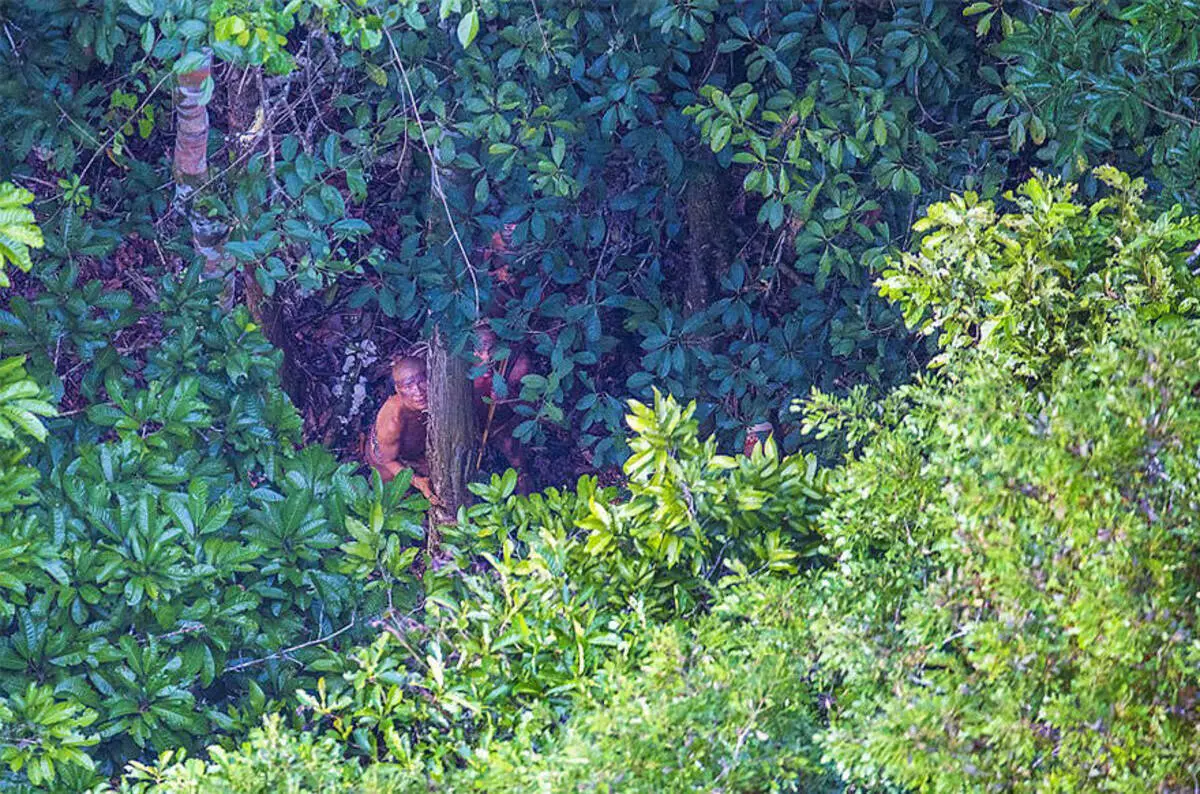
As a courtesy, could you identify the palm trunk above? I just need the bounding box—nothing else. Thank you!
[173,49,231,300]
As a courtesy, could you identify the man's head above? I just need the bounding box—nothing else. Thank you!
[392,356,428,411]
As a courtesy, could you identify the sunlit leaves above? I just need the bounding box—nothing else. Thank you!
[457,8,479,48]
[0,183,43,287]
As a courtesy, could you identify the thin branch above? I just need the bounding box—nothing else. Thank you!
[529,0,553,56]
[77,72,173,184]
[226,617,356,672]
[1142,98,1200,128]
[382,27,480,316]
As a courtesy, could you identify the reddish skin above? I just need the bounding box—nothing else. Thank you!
[743,422,775,457]
[472,329,532,487]
[366,357,438,503]
[482,223,518,264]
[482,224,521,303]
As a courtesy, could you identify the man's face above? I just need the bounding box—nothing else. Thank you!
[394,361,428,411]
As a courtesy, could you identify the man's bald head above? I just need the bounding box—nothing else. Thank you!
[391,356,428,411]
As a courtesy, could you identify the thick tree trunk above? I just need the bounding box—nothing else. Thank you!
[423,167,479,534]
[174,49,232,301]
[683,164,731,316]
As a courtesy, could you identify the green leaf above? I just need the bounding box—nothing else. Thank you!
[710,124,731,153]
[457,10,480,49]
[173,51,209,75]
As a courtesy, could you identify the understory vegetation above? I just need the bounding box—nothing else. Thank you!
[3,0,1200,792]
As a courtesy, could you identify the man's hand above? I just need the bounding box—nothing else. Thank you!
[411,474,442,507]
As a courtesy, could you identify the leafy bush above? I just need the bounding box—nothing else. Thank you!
[815,318,1200,792]
[974,0,1200,209]
[806,172,1200,791]
[457,578,837,794]
[87,391,826,791]
[878,166,1200,373]
[108,715,419,794]
[0,183,43,286]
[299,391,827,778]
[0,266,428,789]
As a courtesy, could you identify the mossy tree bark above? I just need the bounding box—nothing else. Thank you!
[423,165,479,536]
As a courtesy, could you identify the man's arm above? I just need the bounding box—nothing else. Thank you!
[504,348,532,397]
[366,397,439,503]
[366,399,404,482]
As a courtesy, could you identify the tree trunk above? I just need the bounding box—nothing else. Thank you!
[423,166,479,535]
[225,66,299,399]
[683,164,731,316]
[173,48,232,302]
[426,327,478,534]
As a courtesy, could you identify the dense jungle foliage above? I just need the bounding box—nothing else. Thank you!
[2,0,1200,791]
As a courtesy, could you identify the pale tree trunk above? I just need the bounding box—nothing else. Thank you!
[424,167,479,537]
[173,49,232,303]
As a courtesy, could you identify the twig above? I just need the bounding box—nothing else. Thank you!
[1142,98,1200,128]
[529,0,553,56]
[3,23,20,58]
[77,72,173,184]
[226,617,356,672]
[382,27,480,315]
[475,353,512,469]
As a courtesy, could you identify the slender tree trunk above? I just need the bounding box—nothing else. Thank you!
[426,327,478,533]
[222,66,302,401]
[682,33,731,317]
[424,167,479,535]
[174,48,232,302]
[683,164,731,316]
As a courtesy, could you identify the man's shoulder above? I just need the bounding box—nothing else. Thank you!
[376,394,403,422]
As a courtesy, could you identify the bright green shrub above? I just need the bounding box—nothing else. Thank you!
[816,320,1200,792]
[116,576,837,794]
[107,715,420,794]
[807,172,1200,791]
[297,392,827,779]
[0,684,97,790]
[0,183,43,286]
[96,393,828,790]
[457,578,837,794]
[878,166,1200,374]
[0,353,54,516]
